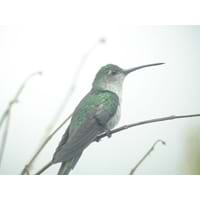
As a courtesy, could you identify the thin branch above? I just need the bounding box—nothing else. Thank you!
[0,71,42,130]
[12,71,43,101]
[44,38,106,134]
[0,109,9,132]
[20,114,72,175]
[35,161,53,175]
[129,139,166,175]
[95,114,200,141]
[0,111,11,165]
[22,38,106,175]
[35,113,200,175]
[0,71,42,167]
[0,102,16,131]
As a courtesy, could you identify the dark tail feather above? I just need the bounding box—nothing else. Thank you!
[57,153,82,175]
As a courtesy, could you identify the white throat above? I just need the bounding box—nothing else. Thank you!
[99,81,123,100]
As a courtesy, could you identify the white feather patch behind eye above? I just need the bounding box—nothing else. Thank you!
[107,70,112,75]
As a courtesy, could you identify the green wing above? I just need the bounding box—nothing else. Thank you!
[53,89,119,163]
[70,89,119,131]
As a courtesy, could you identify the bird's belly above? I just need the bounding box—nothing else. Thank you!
[106,105,121,130]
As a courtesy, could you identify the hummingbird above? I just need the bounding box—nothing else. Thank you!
[36,62,164,175]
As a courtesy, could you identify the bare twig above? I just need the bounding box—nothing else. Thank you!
[0,71,42,167]
[20,114,72,174]
[35,113,200,175]
[35,161,53,175]
[0,101,16,131]
[0,71,42,131]
[22,38,106,175]
[129,139,166,175]
[12,71,43,102]
[95,114,200,141]
[45,38,106,134]
[0,110,11,165]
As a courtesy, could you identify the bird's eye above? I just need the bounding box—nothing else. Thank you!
[107,70,118,75]
[107,70,112,75]
[111,71,117,75]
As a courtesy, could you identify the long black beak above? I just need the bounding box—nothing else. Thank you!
[124,62,165,75]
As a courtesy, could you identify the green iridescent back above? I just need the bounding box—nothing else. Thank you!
[69,89,119,131]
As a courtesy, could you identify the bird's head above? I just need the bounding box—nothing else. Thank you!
[92,63,165,93]
[92,64,125,89]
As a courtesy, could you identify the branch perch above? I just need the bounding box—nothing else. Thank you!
[95,114,200,141]
[34,113,200,175]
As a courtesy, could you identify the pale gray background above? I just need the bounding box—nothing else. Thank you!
[0,25,200,174]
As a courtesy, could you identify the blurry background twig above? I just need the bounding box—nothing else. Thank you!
[21,37,106,174]
[129,139,166,175]
[20,114,72,174]
[44,37,106,135]
[0,71,42,167]
[0,110,11,166]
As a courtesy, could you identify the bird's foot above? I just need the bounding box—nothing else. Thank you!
[94,116,112,139]
[105,130,112,138]
[94,130,112,143]
[95,136,101,142]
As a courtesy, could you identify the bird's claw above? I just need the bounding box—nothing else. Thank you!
[95,137,101,142]
[105,130,112,138]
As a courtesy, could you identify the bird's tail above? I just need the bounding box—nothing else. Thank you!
[57,153,82,175]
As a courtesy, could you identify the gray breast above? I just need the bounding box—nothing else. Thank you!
[106,104,121,129]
